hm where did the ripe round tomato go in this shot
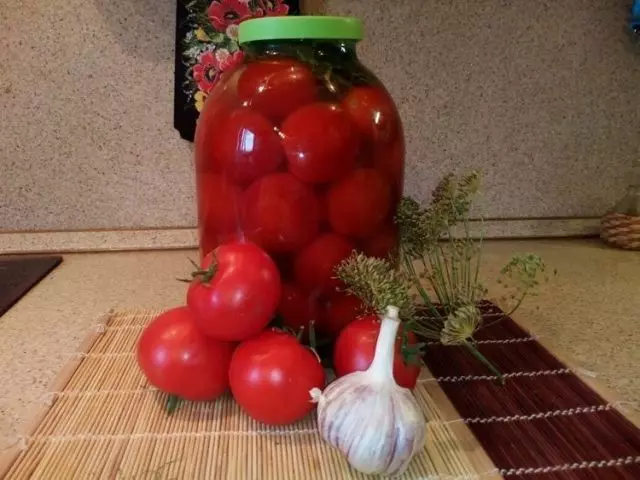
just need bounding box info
[268,252,299,283]
[237,59,317,124]
[229,330,326,425]
[197,173,244,253]
[196,173,242,230]
[278,283,321,332]
[194,97,234,174]
[214,107,284,184]
[333,314,421,390]
[241,172,320,253]
[320,290,367,338]
[373,136,405,194]
[137,307,234,401]
[293,233,355,294]
[187,241,281,341]
[342,86,400,144]
[199,228,245,263]
[281,103,360,184]
[326,168,392,238]
[361,224,398,259]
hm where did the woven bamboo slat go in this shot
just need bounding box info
[0,310,493,480]
[601,212,640,250]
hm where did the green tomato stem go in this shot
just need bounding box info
[308,320,317,350]
[296,326,305,342]
[166,394,181,415]
[188,256,218,284]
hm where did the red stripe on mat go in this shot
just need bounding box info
[422,303,640,480]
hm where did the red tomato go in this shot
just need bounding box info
[320,290,367,338]
[196,173,242,231]
[137,307,234,401]
[237,59,317,124]
[199,227,247,262]
[194,97,234,174]
[361,224,398,259]
[342,86,400,144]
[229,330,326,425]
[199,227,245,264]
[214,107,284,184]
[269,252,295,281]
[281,103,360,184]
[196,173,243,253]
[333,314,421,389]
[241,172,320,253]
[326,168,392,238]
[187,241,281,341]
[278,283,321,332]
[373,136,405,194]
[294,233,356,294]
[312,185,331,228]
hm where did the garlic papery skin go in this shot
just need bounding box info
[310,305,426,477]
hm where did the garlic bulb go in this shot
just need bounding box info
[310,305,426,477]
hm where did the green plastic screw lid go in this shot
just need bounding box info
[238,16,363,45]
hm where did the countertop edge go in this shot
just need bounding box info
[0,219,601,254]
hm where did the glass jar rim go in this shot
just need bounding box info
[238,16,363,45]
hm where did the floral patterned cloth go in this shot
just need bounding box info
[174,0,300,141]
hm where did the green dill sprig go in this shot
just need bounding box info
[395,171,485,315]
[442,304,504,383]
[397,197,431,259]
[425,170,481,236]
[337,169,552,382]
[487,253,553,324]
[501,253,547,292]
[336,252,415,320]
[440,304,481,346]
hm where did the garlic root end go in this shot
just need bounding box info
[309,387,324,403]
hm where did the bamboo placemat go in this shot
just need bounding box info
[0,309,496,480]
[422,302,640,479]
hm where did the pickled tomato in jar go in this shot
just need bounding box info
[194,16,404,335]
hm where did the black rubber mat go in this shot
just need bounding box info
[0,255,62,317]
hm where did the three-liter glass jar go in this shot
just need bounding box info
[194,16,405,331]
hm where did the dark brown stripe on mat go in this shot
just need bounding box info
[422,303,640,479]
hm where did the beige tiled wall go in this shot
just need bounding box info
[1,0,638,232]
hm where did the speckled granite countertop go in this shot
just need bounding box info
[0,239,638,450]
